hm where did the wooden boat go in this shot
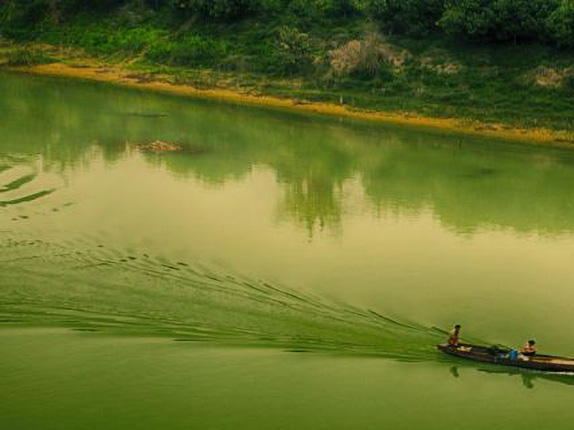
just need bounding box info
[438,343,574,373]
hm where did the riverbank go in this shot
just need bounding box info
[2,0,574,147]
[2,43,573,146]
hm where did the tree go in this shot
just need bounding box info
[322,0,362,19]
[174,0,270,21]
[367,0,446,37]
[547,0,574,47]
[492,0,557,43]
[274,25,314,75]
[440,0,559,43]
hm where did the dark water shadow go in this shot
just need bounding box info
[446,362,574,389]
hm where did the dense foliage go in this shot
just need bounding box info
[2,0,574,131]
[174,0,271,21]
[1,0,573,78]
[2,0,573,45]
[547,0,574,47]
[367,0,444,36]
[439,0,560,43]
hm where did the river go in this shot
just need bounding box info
[1,71,574,429]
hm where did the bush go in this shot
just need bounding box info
[271,26,314,75]
[320,0,363,19]
[5,46,52,66]
[145,35,229,67]
[439,0,559,44]
[110,27,166,56]
[0,0,126,25]
[546,0,574,48]
[41,24,165,56]
[329,33,396,81]
[367,0,445,37]
[173,0,272,21]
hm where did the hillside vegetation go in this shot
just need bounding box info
[1,0,574,132]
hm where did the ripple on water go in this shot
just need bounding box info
[0,233,451,361]
[0,156,59,210]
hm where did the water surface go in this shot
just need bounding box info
[2,72,574,429]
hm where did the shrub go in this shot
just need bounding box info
[145,35,229,67]
[110,27,166,56]
[272,25,314,75]
[329,33,396,82]
[546,0,574,48]
[56,25,164,56]
[440,0,559,44]
[173,0,272,21]
[320,0,363,18]
[367,0,445,37]
[5,46,52,66]
[0,0,126,25]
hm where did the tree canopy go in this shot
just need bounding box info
[1,0,573,47]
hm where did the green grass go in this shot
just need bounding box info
[3,46,54,66]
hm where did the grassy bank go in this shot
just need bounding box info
[0,43,571,146]
[1,1,574,143]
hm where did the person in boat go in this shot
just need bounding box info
[447,324,461,347]
[521,340,537,357]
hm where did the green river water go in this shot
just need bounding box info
[1,72,574,429]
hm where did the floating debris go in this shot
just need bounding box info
[136,140,184,151]
[125,111,168,118]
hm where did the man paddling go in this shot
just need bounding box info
[447,324,461,347]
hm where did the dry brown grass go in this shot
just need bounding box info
[328,32,410,79]
[525,66,574,88]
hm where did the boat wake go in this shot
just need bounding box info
[0,155,58,208]
[0,233,448,361]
